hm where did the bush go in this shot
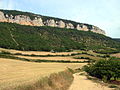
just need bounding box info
[1,51,11,54]
[74,57,90,59]
[83,59,120,81]
[94,48,120,54]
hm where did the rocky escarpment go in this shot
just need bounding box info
[0,10,105,35]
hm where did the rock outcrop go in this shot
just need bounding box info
[0,10,105,35]
[91,26,105,35]
[0,11,7,22]
[0,11,44,26]
[46,19,56,27]
[66,23,74,29]
[77,24,89,31]
[57,20,66,28]
[32,17,44,26]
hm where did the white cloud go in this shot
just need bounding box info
[0,0,4,8]
[0,0,15,9]
[7,0,14,10]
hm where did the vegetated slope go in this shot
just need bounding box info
[113,38,120,42]
[0,22,120,52]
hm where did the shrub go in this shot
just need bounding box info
[75,57,90,59]
[1,51,11,54]
[83,59,120,81]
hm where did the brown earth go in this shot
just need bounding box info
[69,73,112,90]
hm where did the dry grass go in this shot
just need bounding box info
[0,58,86,90]
[13,70,74,90]
[0,48,80,56]
[15,55,86,61]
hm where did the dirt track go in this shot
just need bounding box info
[69,73,112,90]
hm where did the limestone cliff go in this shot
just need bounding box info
[0,10,105,35]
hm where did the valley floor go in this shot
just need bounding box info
[69,73,112,90]
[0,48,119,90]
[0,58,85,90]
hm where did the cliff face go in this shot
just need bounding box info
[0,10,105,35]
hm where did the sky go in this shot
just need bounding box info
[0,0,120,38]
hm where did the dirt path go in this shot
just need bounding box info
[69,73,112,90]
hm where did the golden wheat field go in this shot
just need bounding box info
[15,55,86,61]
[0,58,85,89]
[0,48,81,56]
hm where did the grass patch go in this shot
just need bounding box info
[0,50,83,57]
[6,70,74,90]
[13,52,82,57]
[0,53,89,63]
[109,85,118,88]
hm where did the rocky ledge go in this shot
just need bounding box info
[0,10,105,35]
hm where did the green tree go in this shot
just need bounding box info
[84,59,120,81]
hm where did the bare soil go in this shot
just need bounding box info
[69,73,112,90]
